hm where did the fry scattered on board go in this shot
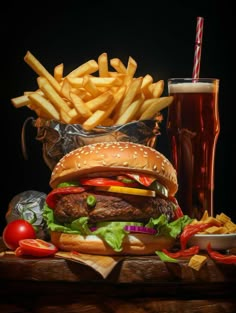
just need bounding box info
[188,254,208,271]
[11,51,173,130]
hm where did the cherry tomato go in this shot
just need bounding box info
[2,219,36,250]
[15,239,58,257]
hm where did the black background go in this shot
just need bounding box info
[0,0,233,232]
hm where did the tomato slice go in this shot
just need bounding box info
[80,175,157,188]
[16,239,58,257]
[124,173,156,187]
[79,177,140,188]
[80,177,126,187]
[46,186,87,209]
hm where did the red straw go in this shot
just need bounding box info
[192,17,204,79]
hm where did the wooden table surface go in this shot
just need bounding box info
[1,239,236,313]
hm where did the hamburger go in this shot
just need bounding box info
[43,142,189,255]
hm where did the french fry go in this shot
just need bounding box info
[82,86,126,129]
[71,88,92,101]
[82,110,106,131]
[67,108,84,124]
[151,80,164,98]
[28,93,60,120]
[141,74,154,98]
[82,75,101,97]
[60,109,74,124]
[24,51,61,94]
[11,95,30,108]
[98,52,109,77]
[67,76,122,88]
[138,98,158,117]
[67,60,98,78]
[85,91,113,112]
[139,96,173,120]
[100,85,126,122]
[70,93,92,118]
[110,58,127,74]
[126,56,137,78]
[37,77,71,113]
[54,63,64,82]
[114,77,143,118]
[60,78,73,101]
[115,95,144,125]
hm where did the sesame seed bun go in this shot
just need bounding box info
[49,142,178,196]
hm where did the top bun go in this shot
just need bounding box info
[50,142,178,196]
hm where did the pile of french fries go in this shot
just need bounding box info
[11,51,173,131]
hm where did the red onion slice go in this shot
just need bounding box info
[124,225,157,235]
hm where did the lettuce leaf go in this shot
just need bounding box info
[43,204,192,252]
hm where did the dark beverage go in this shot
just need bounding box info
[167,79,220,219]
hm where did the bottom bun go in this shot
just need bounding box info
[50,231,175,255]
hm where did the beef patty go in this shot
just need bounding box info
[53,191,175,224]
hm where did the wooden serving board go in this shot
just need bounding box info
[1,239,236,312]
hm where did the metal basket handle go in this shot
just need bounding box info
[21,116,35,160]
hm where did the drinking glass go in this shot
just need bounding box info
[166,78,220,219]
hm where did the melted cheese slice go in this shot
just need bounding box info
[95,185,156,197]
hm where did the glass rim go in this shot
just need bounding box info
[168,78,220,83]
